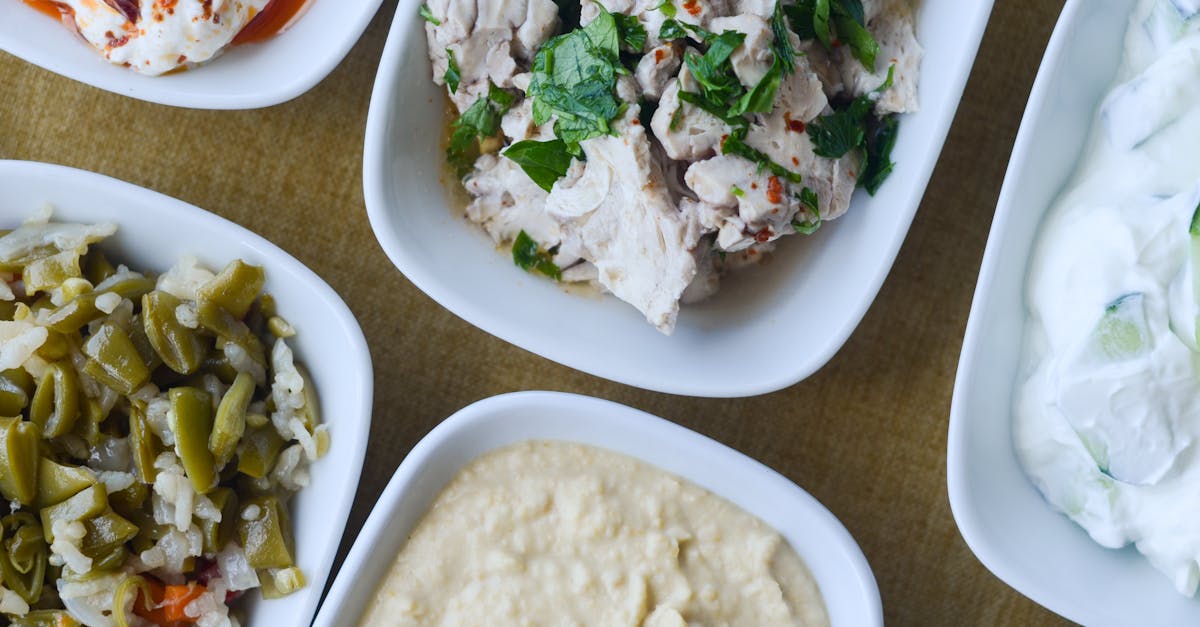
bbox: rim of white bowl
[317,390,882,627]
[946,0,1092,620]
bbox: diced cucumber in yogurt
[1088,293,1152,361]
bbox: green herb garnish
[784,0,879,70]
[503,140,575,193]
[512,231,562,280]
[419,3,440,25]
[722,134,804,185]
[792,188,822,234]
[447,83,515,175]
[656,0,677,18]
[444,49,461,94]
[806,67,900,192]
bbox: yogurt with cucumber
[1016,0,1200,596]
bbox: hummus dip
[359,441,828,626]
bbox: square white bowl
[0,0,383,109]
[315,391,881,627]
[946,1,1200,624]
[362,0,995,398]
[0,160,374,625]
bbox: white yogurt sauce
[1017,0,1200,596]
[56,0,269,76]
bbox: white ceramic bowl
[946,1,1200,624]
[316,391,881,627]
[0,0,382,109]
[363,0,994,397]
[0,160,373,625]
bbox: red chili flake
[750,182,758,190]
[754,229,772,243]
[655,49,665,63]
[791,157,799,166]
[631,118,641,126]
[784,112,805,133]
[766,176,783,204]
[682,0,701,16]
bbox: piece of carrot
[131,579,206,626]
[160,583,206,623]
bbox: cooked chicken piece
[650,66,732,161]
[679,233,721,304]
[464,153,561,247]
[709,15,774,88]
[686,156,811,252]
[545,109,703,333]
[835,0,922,113]
[424,0,560,113]
[500,97,556,143]
[636,43,684,100]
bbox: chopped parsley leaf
[770,1,797,76]
[731,185,745,197]
[784,0,879,70]
[721,133,804,185]
[659,19,689,41]
[447,83,515,175]
[806,66,892,159]
[444,49,461,94]
[656,0,677,18]
[792,187,822,234]
[503,139,575,193]
[684,30,746,107]
[728,58,783,116]
[614,12,648,52]
[419,3,440,25]
[861,114,899,195]
[512,231,562,281]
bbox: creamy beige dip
[360,441,828,627]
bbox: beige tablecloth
[0,1,1071,624]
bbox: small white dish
[0,159,374,625]
[0,0,383,109]
[362,0,995,397]
[316,391,881,627]
[946,1,1200,624]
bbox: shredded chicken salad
[421,0,922,333]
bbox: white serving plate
[362,0,995,397]
[0,160,374,625]
[0,0,383,109]
[316,391,881,627]
[946,1,1200,624]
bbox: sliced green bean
[79,510,138,560]
[236,425,284,480]
[210,372,252,467]
[238,495,293,569]
[169,387,216,494]
[29,363,80,438]
[0,370,31,416]
[34,330,71,362]
[40,485,107,543]
[82,323,150,396]
[81,250,115,285]
[107,481,148,520]
[0,418,39,506]
[23,250,81,296]
[129,404,159,485]
[0,512,46,603]
[197,260,264,320]
[142,291,209,375]
[35,458,94,508]
[201,487,238,554]
[260,566,306,599]
[9,611,82,627]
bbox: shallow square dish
[363,0,994,397]
[946,1,1200,623]
[0,0,383,109]
[316,391,881,627]
[0,160,373,624]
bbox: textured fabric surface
[0,1,1069,624]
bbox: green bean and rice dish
[0,208,327,627]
